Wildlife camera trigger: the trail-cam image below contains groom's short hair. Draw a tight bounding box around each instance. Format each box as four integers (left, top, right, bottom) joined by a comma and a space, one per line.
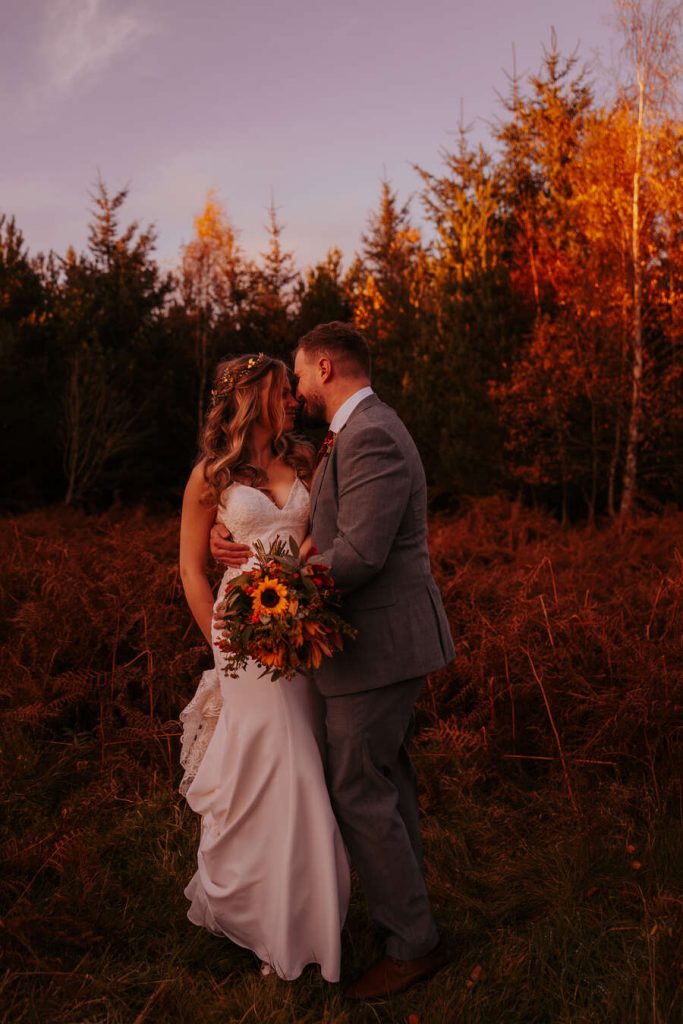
296, 322, 371, 379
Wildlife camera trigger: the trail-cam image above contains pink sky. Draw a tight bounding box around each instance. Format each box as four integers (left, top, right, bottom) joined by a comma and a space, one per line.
2, 0, 619, 272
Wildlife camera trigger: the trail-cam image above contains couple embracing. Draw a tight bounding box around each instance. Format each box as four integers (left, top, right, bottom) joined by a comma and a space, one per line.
179, 321, 455, 999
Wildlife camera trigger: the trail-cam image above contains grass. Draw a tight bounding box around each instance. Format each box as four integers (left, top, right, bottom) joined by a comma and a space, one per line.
0, 497, 681, 1024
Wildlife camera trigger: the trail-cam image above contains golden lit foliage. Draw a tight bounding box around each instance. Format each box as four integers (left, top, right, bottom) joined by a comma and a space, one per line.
350, 180, 428, 404
181, 189, 245, 323
492, 40, 683, 518
180, 191, 249, 423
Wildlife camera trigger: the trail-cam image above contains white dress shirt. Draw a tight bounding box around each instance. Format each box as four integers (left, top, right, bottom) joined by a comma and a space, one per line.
328, 386, 375, 434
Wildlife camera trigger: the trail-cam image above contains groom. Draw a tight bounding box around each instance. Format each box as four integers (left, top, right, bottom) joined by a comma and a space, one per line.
212, 322, 455, 998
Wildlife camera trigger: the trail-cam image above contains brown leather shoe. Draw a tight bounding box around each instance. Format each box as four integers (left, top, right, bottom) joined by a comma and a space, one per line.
345, 939, 451, 1000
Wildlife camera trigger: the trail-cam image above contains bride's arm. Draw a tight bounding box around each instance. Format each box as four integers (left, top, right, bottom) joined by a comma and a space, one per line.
179, 463, 218, 645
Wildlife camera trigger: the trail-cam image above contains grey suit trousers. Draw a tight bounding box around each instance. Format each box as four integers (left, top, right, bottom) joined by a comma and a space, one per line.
323, 676, 439, 960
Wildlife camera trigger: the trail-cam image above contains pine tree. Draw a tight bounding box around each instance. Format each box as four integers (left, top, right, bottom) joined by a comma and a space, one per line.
495, 34, 593, 320
294, 248, 353, 336
245, 200, 299, 358
490, 39, 596, 518
56, 180, 172, 504
352, 179, 426, 410
85, 177, 168, 351
0, 216, 54, 506
415, 128, 515, 492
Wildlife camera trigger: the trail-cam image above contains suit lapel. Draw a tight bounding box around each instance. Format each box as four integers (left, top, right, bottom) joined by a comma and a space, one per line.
310, 449, 331, 520
309, 394, 381, 522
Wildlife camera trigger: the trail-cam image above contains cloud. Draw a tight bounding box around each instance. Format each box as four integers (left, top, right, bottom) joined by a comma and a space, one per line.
39, 0, 151, 94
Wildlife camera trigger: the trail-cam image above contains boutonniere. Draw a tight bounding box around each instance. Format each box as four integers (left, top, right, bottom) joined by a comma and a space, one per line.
316, 429, 337, 467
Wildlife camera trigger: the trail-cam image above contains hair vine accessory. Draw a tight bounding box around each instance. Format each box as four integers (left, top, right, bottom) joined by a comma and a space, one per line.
211, 353, 267, 404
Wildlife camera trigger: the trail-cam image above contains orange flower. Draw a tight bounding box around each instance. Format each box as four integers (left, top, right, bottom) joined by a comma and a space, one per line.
308, 641, 326, 669
257, 646, 286, 669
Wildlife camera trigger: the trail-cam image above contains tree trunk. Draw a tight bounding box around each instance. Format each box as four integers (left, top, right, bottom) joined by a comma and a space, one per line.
608, 415, 621, 519
560, 448, 569, 527
63, 355, 80, 506
61, 347, 138, 505
196, 310, 208, 434
589, 392, 598, 524
620, 76, 645, 517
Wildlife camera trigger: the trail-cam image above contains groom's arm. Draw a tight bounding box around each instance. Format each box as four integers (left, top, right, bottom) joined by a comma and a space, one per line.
209, 523, 252, 567
316, 423, 411, 595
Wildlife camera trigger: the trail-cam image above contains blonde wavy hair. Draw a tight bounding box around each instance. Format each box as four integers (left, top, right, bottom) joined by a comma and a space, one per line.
199, 353, 314, 505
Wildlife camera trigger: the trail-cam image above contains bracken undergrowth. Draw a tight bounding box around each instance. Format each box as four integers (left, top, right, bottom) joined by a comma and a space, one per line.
0, 498, 681, 1024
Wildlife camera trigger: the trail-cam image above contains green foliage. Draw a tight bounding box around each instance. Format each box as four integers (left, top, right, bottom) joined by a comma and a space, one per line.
0, 221, 62, 505
178, 190, 251, 428
413, 131, 520, 494
294, 248, 353, 335
353, 179, 427, 413
240, 201, 301, 360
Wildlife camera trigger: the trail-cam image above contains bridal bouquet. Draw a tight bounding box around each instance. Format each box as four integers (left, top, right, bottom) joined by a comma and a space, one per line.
214, 536, 357, 682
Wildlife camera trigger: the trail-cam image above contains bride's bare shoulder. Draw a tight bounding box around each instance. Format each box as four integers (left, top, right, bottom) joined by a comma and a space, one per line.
183, 460, 217, 509
185, 460, 206, 491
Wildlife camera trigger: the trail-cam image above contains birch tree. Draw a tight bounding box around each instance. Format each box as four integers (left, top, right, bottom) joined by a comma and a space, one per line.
180, 191, 247, 428
614, 0, 683, 514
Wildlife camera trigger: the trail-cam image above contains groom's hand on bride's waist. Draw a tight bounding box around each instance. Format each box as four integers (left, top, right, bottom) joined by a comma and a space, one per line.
298, 537, 318, 561
209, 523, 252, 567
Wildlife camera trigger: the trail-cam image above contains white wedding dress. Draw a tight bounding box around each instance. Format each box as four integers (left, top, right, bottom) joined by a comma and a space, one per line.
179, 476, 350, 982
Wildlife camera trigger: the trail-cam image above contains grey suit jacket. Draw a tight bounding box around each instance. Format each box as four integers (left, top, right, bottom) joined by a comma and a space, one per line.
310, 394, 455, 696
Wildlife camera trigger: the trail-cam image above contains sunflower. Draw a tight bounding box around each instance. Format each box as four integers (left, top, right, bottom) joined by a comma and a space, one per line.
251, 576, 289, 617
256, 645, 286, 669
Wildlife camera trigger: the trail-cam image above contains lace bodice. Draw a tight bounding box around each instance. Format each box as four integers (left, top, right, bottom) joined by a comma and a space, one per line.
216, 476, 310, 567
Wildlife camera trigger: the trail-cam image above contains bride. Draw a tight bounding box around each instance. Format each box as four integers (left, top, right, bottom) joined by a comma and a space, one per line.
178, 352, 350, 982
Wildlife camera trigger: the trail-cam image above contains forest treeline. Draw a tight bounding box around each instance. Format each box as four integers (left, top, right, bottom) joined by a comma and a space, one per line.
1, 17, 682, 518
